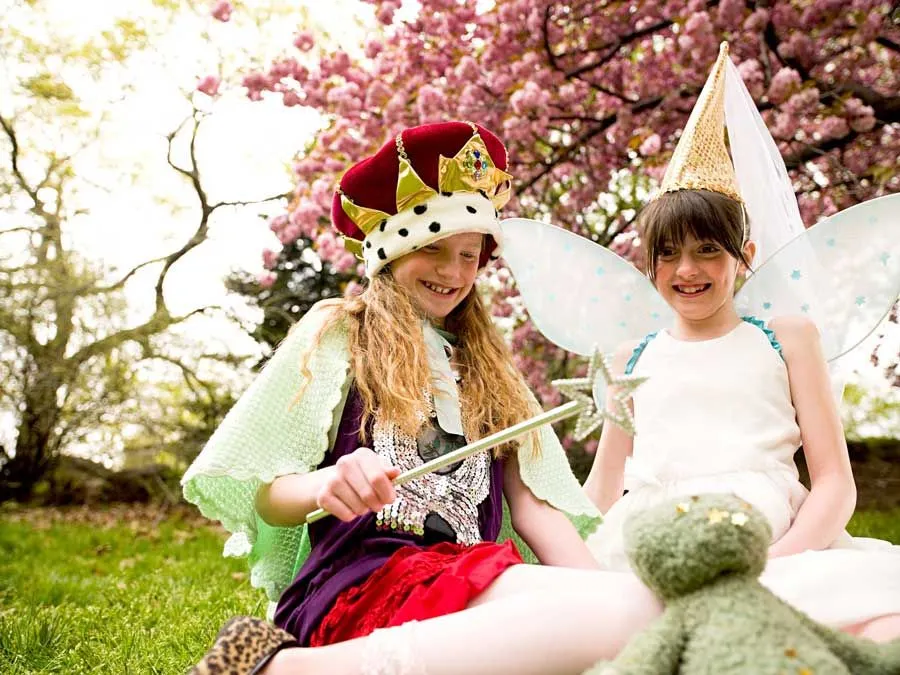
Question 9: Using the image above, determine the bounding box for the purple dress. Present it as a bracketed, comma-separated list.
[274, 387, 505, 644]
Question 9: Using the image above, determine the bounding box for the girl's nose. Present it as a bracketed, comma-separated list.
[675, 253, 698, 278]
[435, 257, 461, 280]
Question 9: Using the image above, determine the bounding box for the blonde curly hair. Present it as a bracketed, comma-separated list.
[314, 273, 539, 457]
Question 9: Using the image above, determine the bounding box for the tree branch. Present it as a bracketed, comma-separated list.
[66, 305, 219, 369]
[209, 190, 292, 211]
[0, 226, 38, 237]
[875, 36, 900, 53]
[79, 255, 171, 296]
[517, 95, 663, 195]
[0, 115, 41, 208]
[546, 0, 721, 81]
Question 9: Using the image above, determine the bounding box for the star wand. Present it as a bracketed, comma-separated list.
[305, 348, 646, 525]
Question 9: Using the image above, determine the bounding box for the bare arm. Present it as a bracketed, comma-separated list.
[503, 453, 599, 569]
[583, 343, 636, 514]
[768, 315, 856, 557]
[255, 448, 400, 527]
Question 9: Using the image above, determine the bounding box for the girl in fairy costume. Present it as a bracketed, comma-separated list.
[185, 121, 665, 675]
[501, 44, 900, 642]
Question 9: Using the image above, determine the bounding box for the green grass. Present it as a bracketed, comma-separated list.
[1, 506, 898, 674]
[0, 506, 262, 674]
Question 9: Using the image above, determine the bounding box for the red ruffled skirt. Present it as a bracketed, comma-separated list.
[309, 540, 522, 646]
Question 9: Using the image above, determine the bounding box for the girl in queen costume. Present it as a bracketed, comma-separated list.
[501, 43, 900, 642]
[184, 121, 665, 675]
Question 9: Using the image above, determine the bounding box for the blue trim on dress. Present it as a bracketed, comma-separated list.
[741, 315, 784, 361]
[625, 332, 659, 375]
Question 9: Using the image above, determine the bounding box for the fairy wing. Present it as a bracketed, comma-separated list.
[735, 193, 900, 362]
[499, 217, 673, 357]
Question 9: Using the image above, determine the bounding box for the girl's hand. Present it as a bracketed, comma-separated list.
[316, 447, 401, 522]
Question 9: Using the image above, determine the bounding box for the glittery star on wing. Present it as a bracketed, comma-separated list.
[552, 348, 647, 439]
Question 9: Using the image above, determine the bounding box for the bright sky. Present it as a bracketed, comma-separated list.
[38, 0, 374, 357]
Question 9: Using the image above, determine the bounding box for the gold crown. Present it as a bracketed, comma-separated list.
[656, 42, 742, 203]
[338, 123, 513, 238]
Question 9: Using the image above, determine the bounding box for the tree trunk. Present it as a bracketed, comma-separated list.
[1, 371, 63, 501]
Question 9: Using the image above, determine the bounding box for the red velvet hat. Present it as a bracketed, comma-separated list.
[332, 121, 512, 278]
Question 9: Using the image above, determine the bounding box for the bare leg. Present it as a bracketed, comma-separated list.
[265, 565, 661, 675]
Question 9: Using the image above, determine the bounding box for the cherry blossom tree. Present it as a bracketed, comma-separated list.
[206, 0, 900, 463]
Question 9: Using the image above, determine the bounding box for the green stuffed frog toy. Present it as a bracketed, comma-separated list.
[586, 494, 900, 675]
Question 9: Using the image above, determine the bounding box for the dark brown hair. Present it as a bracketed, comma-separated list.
[639, 189, 751, 281]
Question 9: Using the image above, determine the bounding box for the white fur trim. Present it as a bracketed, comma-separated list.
[362, 192, 502, 278]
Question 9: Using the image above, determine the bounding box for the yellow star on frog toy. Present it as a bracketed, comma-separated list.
[552, 347, 647, 440]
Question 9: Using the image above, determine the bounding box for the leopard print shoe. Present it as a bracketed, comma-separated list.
[190, 616, 299, 675]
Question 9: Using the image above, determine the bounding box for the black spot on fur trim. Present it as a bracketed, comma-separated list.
[414, 204, 427, 215]
[398, 228, 409, 237]
[466, 205, 477, 214]
[379, 219, 387, 232]
[477, 189, 488, 199]
[365, 240, 372, 249]
[377, 248, 387, 260]
[429, 222, 441, 233]
[495, 209, 500, 218]
[441, 191, 453, 197]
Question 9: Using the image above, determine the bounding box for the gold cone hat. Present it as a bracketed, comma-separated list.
[657, 42, 742, 202]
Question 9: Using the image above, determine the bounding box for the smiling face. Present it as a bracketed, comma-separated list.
[640, 190, 755, 328]
[389, 232, 484, 325]
[653, 234, 753, 323]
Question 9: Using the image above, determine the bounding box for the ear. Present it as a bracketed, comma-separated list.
[740, 239, 757, 272]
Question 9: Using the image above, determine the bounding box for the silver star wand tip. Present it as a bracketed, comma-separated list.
[552, 347, 647, 440]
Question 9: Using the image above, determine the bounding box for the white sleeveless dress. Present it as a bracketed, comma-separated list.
[586, 319, 900, 627]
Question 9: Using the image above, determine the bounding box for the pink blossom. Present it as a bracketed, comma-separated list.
[816, 116, 849, 141]
[210, 0, 232, 22]
[784, 88, 820, 115]
[283, 90, 302, 107]
[277, 224, 301, 246]
[737, 59, 765, 99]
[416, 84, 448, 120]
[344, 280, 364, 297]
[364, 80, 393, 109]
[376, 1, 400, 25]
[364, 39, 383, 59]
[716, 0, 745, 28]
[262, 248, 280, 270]
[310, 178, 333, 209]
[257, 271, 276, 289]
[845, 98, 876, 133]
[315, 230, 339, 259]
[268, 214, 288, 233]
[849, 115, 876, 134]
[196, 75, 220, 97]
[270, 58, 300, 80]
[326, 83, 362, 116]
[455, 56, 482, 83]
[332, 251, 357, 273]
[291, 201, 325, 235]
[771, 111, 799, 140]
[510, 81, 549, 115]
[639, 133, 661, 156]
[743, 8, 769, 32]
[293, 30, 315, 52]
[242, 72, 271, 101]
[323, 157, 345, 172]
[767, 68, 801, 104]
